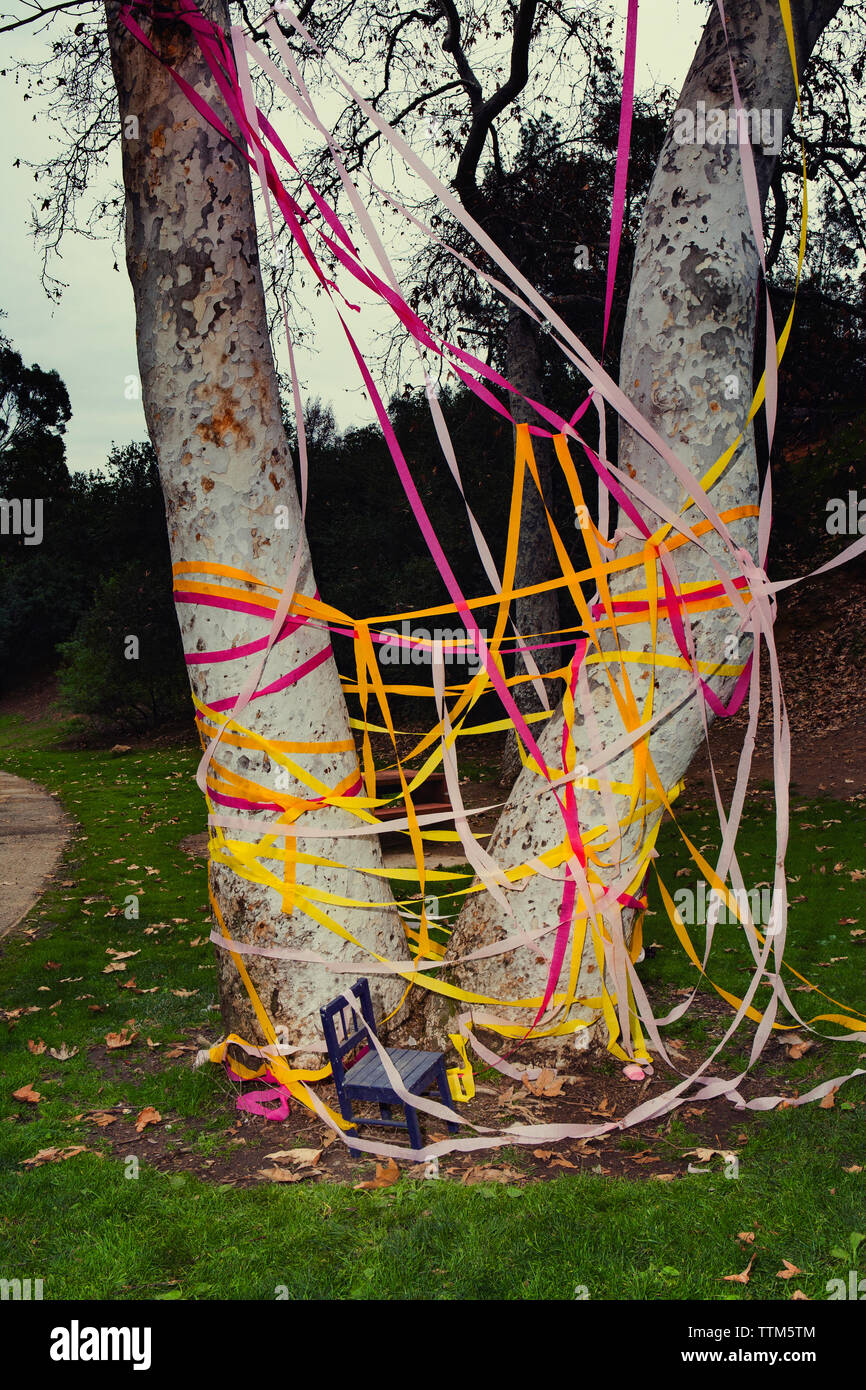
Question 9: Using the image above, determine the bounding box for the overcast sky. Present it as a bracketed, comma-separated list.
[0, 0, 706, 475]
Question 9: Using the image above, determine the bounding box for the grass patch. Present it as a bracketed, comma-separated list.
[1, 714, 864, 1301]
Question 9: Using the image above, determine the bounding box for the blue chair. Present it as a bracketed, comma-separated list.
[320, 978, 460, 1156]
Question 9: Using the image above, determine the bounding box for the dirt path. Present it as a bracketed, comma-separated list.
[0, 772, 71, 939]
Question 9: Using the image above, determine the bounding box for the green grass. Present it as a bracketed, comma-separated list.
[1, 713, 864, 1301]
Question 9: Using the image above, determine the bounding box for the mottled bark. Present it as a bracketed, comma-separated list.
[440, 0, 843, 1052]
[105, 0, 404, 1062]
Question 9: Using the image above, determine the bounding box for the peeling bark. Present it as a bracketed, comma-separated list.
[105, 0, 405, 1062]
[440, 0, 843, 1053]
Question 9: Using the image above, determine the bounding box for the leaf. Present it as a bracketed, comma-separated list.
[21, 1146, 89, 1168]
[49, 1043, 78, 1061]
[105, 1028, 136, 1049]
[776, 1260, 801, 1279]
[790, 1290, 810, 1300]
[134, 1106, 161, 1133]
[723, 1254, 756, 1284]
[354, 1158, 400, 1190]
[787, 1041, 814, 1060]
[102, 962, 127, 974]
[683, 1147, 737, 1163]
[257, 1166, 315, 1183]
[819, 1087, 838, 1109]
[89, 1112, 117, 1128]
[522, 1067, 564, 1098]
[27, 1038, 46, 1055]
[737, 1231, 757, 1244]
[106, 948, 139, 961]
[265, 1148, 321, 1167]
[170, 988, 198, 998]
[13, 1082, 41, 1103]
[533, 1149, 555, 1160]
[843, 1165, 862, 1174]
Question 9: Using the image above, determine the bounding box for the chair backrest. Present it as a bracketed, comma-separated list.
[320, 978, 377, 1095]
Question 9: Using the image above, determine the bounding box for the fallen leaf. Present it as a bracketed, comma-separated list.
[650, 1173, 677, 1182]
[790, 1290, 810, 1300]
[737, 1231, 757, 1244]
[134, 1106, 162, 1133]
[723, 1254, 756, 1284]
[21, 1146, 89, 1168]
[102, 962, 127, 975]
[776, 1260, 801, 1279]
[522, 1068, 564, 1098]
[170, 988, 198, 998]
[354, 1158, 400, 1190]
[106, 949, 139, 961]
[819, 1088, 838, 1110]
[842, 1164, 862, 1174]
[13, 1082, 41, 1103]
[49, 1043, 78, 1061]
[265, 1148, 321, 1167]
[27, 1038, 46, 1055]
[105, 1029, 136, 1049]
[787, 1041, 814, 1060]
[89, 1112, 117, 1128]
[257, 1166, 316, 1184]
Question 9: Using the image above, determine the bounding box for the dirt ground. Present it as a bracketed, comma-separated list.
[35, 989, 852, 1189]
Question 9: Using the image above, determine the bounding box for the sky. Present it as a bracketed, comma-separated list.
[0, 0, 707, 476]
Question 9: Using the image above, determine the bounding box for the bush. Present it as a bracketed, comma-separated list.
[58, 562, 189, 733]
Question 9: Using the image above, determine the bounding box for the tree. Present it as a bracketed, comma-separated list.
[103, 0, 405, 1060]
[3, 0, 855, 1071]
[440, 0, 846, 1052]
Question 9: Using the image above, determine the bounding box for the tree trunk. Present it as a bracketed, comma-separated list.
[438, 0, 843, 1055]
[499, 304, 564, 787]
[105, 0, 405, 1062]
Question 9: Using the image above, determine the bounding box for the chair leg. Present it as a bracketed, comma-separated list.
[436, 1060, 460, 1134]
[404, 1100, 423, 1153]
[338, 1095, 362, 1158]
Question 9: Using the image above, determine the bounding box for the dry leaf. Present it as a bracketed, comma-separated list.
[134, 1106, 161, 1133]
[533, 1149, 555, 1160]
[790, 1290, 810, 1301]
[650, 1173, 677, 1182]
[13, 1082, 41, 1103]
[737, 1231, 757, 1244]
[787, 1041, 814, 1060]
[776, 1260, 801, 1279]
[21, 1146, 89, 1168]
[723, 1254, 756, 1284]
[27, 1038, 46, 1055]
[105, 1028, 136, 1049]
[354, 1158, 400, 1190]
[106, 948, 139, 961]
[171, 988, 198, 998]
[89, 1112, 117, 1128]
[257, 1166, 315, 1183]
[102, 962, 126, 974]
[819, 1088, 838, 1110]
[522, 1068, 564, 1098]
[683, 1147, 737, 1163]
[842, 1164, 862, 1174]
[265, 1148, 321, 1167]
[49, 1043, 78, 1061]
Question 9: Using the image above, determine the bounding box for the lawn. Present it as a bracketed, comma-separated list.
[0, 713, 863, 1301]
